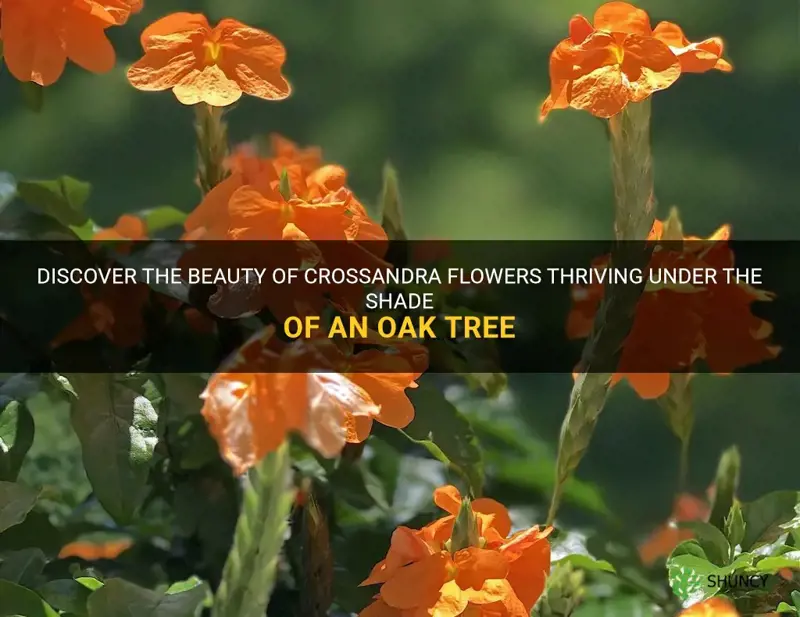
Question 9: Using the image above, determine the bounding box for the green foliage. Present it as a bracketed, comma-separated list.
[62, 374, 159, 525]
[15, 175, 91, 228]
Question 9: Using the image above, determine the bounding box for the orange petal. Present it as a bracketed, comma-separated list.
[626, 373, 671, 399]
[62, 10, 116, 75]
[620, 34, 681, 102]
[139, 12, 209, 46]
[359, 598, 402, 617]
[433, 485, 463, 516]
[678, 597, 740, 617]
[593, 1, 652, 36]
[652, 21, 689, 47]
[216, 18, 292, 101]
[345, 413, 374, 443]
[472, 498, 512, 538]
[570, 65, 629, 118]
[379, 553, 449, 610]
[349, 371, 416, 430]
[503, 528, 550, 611]
[462, 578, 512, 605]
[429, 580, 468, 617]
[0, 2, 67, 86]
[126, 48, 199, 92]
[453, 548, 509, 591]
[173, 64, 243, 107]
[569, 14, 594, 44]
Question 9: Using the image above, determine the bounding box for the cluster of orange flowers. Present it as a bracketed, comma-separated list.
[0, 0, 141, 85]
[360, 486, 552, 617]
[540, 1, 732, 119]
[567, 217, 778, 399]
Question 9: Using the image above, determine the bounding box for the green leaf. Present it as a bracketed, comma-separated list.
[554, 553, 616, 573]
[741, 491, 800, 550]
[139, 206, 187, 233]
[0, 547, 46, 587]
[678, 521, 731, 567]
[756, 551, 800, 574]
[87, 577, 208, 617]
[212, 442, 295, 617]
[0, 481, 39, 534]
[19, 81, 44, 112]
[63, 373, 159, 524]
[401, 382, 484, 495]
[37, 579, 93, 616]
[667, 541, 719, 604]
[724, 502, 746, 551]
[0, 401, 35, 481]
[708, 446, 741, 531]
[0, 579, 59, 616]
[76, 577, 104, 591]
[16, 175, 91, 227]
[776, 602, 797, 614]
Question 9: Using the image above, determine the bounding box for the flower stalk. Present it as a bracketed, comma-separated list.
[212, 441, 295, 617]
[195, 103, 230, 195]
[547, 100, 657, 526]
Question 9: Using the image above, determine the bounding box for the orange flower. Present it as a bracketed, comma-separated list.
[200, 327, 423, 475]
[59, 537, 133, 560]
[360, 485, 552, 617]
[93, 214, 148, 241]
[567, 218, 778, 399]
[0, 0, 140, 86]
[540, 1, 732, 119]
[126, 12, 291, 107]
[678, 598, 740, 617]
[51, 279, 150, 348]
[638, 493, 710, 565]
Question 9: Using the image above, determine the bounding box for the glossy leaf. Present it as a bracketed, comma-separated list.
[16, 175, 91, 227]
[0, 579, 59, 616]
[741, 491, 800, 550]
[63, 373, 159, 524]
[401, 382, 484, 495]
[0, 401, 34, 481]
[87, 577, 208, 617]
[0, 481, 39, 534]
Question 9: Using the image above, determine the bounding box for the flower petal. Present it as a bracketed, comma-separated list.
[380, 553, 449, 610]
[126, 46, 199, 92]
[173, 64, 244, 107]
[569, 14, 594, 44]
[139, 12, 209, 47]
[0, 2, 67, 86]
[570, 65, 629, 118]
[472, 498, 512, 538]
[453, 548, 508, 591]
[433, 485, 463, 516]
[620, 34, 681, 102]
[430, 580, 468, 617]
[593, 1, 652, 36]
[216, 18, 292, 100]
[63, 10, 116, 75]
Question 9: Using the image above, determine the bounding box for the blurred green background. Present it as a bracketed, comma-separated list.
[1, 0, 797, 533]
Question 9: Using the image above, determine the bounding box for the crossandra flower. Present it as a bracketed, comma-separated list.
[359, 485, 552, 617]
[59, 537, 133, 560]
[0, 0, 142, 86]
[638, 492, 710, 565]
[540, 1, 732, 119]
[126, 12, 291, 107]
[567, 215, 778, 399]
[93, 214, 148, 241]
[200, 327, 423, 475]
[183, 135, 382, 243]
[678, 598, 740, 617]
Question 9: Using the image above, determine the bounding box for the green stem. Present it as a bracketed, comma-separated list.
[212, 442, 295, 617]
[194, 103, 230, 195]
[546, 101, 657, 526]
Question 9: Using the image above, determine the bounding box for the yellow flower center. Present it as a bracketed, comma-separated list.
[204, 41, 223, 65]
[612, 45, 624, 65]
